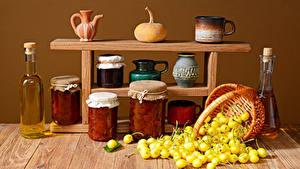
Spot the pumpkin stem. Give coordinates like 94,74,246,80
145,6,154,23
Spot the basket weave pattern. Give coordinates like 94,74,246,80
193,83,265,140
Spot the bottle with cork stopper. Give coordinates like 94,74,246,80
257,47,280,138
19,42,45,139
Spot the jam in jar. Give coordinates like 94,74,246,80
96,54,125,88
50,75,81,125
86,92,119,141
128,80,167,139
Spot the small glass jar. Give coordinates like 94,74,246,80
50,75,81,125
128,80,168,139
96,54,125,88
86,92,119,141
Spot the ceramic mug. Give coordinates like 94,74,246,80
195,16,235,43
168,100,202,126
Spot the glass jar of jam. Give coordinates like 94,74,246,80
128,80,168,139
50,75,81,125
86,92,119,141
96,54,125,88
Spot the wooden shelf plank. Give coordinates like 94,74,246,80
50,39,251,52
50,120,176,133
91,83,208,97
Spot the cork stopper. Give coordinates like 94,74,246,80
263,48,272,56
24,42,37,48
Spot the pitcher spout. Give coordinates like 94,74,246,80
92,14,104,27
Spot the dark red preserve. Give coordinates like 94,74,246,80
50,75,81,125
96,54,125,88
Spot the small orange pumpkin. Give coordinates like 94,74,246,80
134,7,167,43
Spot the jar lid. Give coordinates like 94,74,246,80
50,75,80,91
128,80,168,102
97,54,125,69
86,92,119,108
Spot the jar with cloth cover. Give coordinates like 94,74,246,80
96,54,125,88
86,92,119,141
128,80,168,139
50,75,81,125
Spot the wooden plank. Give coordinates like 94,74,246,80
281,126,300,145
81,50,93,124
206,52,218,94
68,134,138,169
25,133,80,169
0,125,41,169
260,129,300,169
0,124,18,147
50,39,251,52
50,120,176,133
91,83,208,97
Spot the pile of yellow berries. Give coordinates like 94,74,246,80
136,112,268,169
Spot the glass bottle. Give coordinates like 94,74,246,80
19,42,45,139
257,47,280,138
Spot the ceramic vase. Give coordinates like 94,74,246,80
172,53,199,88
70,10,103,42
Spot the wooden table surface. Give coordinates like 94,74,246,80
1,124,300,169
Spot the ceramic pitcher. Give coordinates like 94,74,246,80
173,53,199,88
70,10,103,42
129,59,168,83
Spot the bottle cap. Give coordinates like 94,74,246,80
24,42,37,48
263,48,272,56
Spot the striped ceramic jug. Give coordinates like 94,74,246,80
71,10,103,42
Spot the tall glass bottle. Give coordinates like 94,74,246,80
19,42,45,139
258,47,280,138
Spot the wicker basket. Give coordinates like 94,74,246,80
193,83,265,140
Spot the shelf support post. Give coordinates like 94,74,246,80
203,52,218,106
81,50,94,124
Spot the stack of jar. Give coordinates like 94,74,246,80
85,80,168,141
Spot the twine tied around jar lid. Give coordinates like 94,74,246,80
128,80,168,103
52,83,79,91
50,75,80,92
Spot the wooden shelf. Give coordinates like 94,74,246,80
50,39,251,52
50,119,176,133
91,83,208,97
50,38,251,131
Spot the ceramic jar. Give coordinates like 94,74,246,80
172,53,199,88
129,59,168,83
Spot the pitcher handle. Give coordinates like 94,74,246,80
154,61,168,74
70,13,82,34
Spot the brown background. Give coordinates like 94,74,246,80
0,0,299,124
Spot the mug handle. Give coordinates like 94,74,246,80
154,61,168,74
194,104,203,122
224,20,236,36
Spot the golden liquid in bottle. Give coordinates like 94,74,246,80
258,90,280,139
19,61,45,139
